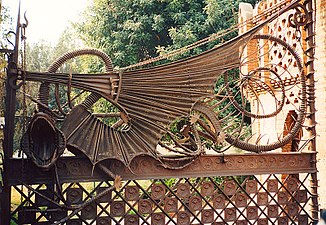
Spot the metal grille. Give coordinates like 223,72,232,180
1,0,318,224
12,173,313,224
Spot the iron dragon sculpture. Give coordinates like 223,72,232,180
11,0,308,178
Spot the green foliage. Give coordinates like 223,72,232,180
76,0,259,67
74,0,260,132
161,177,177,188
0,5,14,49
26,28,83,72
9,29,86,152
26,41,54,71
1,5,14,117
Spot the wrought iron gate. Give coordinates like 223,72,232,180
9,173,317,224
3,153,319,224
0,0,319,224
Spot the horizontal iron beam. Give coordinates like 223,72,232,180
7,152,316,185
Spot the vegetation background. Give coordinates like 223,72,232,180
1,0,259,151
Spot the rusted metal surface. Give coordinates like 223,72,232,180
13,173,315,224
2,2,25,224
15,0,308,173
1,0,319,224
304,0,319,223
20,112,66,169
6,152,316,185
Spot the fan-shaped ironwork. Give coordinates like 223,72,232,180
20,0,307,171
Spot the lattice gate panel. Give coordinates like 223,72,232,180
1,0,318,224
13,173,313,225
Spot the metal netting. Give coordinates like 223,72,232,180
13,173,313,225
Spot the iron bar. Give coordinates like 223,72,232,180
304,0,319,223
2,1,22,223
134,180,178,225
4,153,316,185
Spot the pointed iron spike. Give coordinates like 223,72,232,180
13,0,22,62
23,11,29,28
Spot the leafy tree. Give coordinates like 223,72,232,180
1,5,14,117
0,5,14,49
9,29,85,152
74,0,259,150
74,0,259,135
26,41,54,71
76,0,259,68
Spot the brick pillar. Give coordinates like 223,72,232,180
239,3,261,142
239,2,255,77
315,0,326,209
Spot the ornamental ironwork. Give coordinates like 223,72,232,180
0,0,319,224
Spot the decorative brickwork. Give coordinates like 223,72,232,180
315,0,326,208
239,0,308,149
1,0,319,224
240,0,325,209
